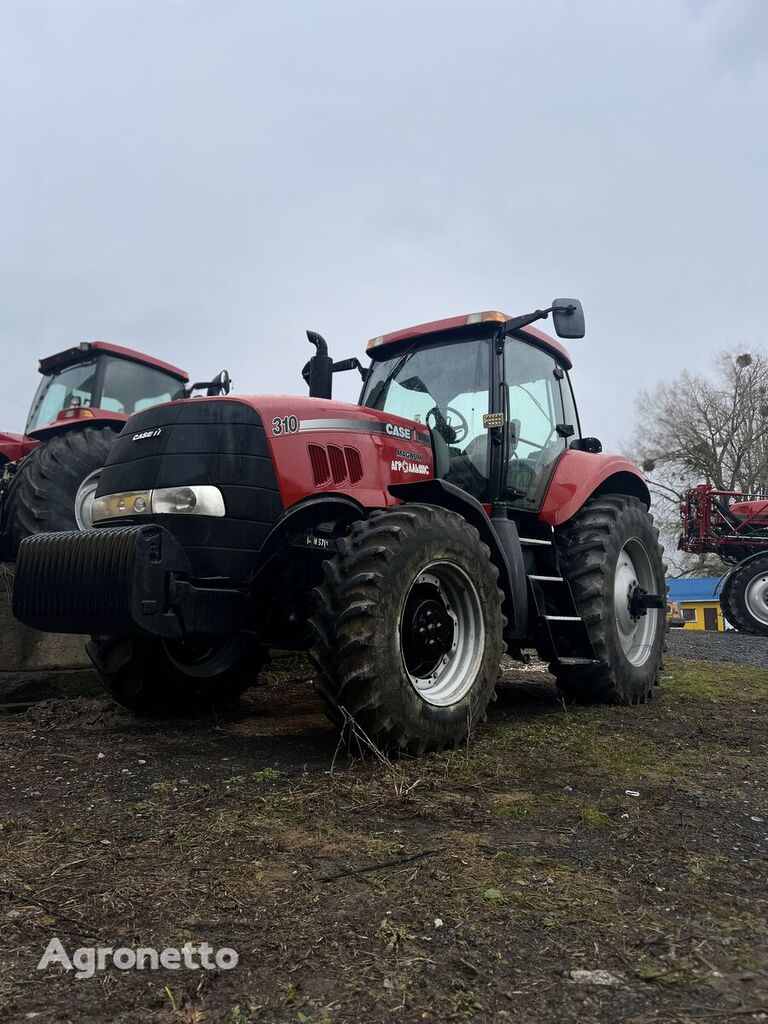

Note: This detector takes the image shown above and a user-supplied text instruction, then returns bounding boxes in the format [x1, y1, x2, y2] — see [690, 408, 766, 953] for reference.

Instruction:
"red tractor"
[0, 342, 229, 558]
[679, 483, 768, 634]
[13, 301, 667, 753]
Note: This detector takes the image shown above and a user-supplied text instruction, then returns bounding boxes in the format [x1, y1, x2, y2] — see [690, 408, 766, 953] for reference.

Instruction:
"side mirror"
[207, 370, 231, 396]
[552, 298, 585, 339]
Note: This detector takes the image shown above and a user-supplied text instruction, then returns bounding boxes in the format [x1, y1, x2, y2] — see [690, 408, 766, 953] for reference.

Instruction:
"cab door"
[502, 337, 578, 510]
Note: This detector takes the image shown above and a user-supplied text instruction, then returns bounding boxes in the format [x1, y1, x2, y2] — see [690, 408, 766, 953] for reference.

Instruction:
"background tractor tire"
[552, 495, 665, 704]
[86, 634, 267, 715]
[719, 555, 768, 635]
[4, 425, 118, 555]
[309, 505, 505, 755]
[718, 576, 740, 630]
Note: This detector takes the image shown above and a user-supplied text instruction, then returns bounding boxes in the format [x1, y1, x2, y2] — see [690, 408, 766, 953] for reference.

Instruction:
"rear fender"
[540, 451, 650, 526]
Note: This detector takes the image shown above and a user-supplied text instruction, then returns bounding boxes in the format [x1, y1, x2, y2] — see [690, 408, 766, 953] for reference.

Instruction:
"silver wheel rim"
[745, 573, 768, 626]
[400, 560, 485, 707]
[613, 538, 661, 667]
[162, 635, 245, 677]
[74, 469, 102, 530]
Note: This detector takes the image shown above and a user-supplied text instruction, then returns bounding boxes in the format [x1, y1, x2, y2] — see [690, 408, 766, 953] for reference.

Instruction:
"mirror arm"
[332, 357, 366, 380]
[503, 304, 575, 335]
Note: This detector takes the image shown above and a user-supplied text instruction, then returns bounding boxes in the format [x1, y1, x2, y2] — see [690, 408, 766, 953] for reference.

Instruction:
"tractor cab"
[25, 342, 188, 436]
[360, 307, 585, 507]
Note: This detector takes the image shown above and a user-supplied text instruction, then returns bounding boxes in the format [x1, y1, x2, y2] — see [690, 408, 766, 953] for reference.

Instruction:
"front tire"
[552, 495, 665, 704]
[5, 426, 118, 554]
[86, 634, 267, 714]
[309, 505, 505, 754]
[720, 555, 768, 635]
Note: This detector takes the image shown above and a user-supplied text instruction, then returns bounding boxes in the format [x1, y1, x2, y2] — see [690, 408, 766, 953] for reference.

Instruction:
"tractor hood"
[92, 395, 434, 575]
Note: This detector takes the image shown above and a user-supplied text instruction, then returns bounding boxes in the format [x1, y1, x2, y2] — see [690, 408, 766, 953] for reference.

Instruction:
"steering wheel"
[516, 424, 559, 453]
[426, 406, 469, 445]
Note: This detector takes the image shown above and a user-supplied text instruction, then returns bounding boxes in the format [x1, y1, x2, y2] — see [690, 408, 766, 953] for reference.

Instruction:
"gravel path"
[667, 628, 768, 667]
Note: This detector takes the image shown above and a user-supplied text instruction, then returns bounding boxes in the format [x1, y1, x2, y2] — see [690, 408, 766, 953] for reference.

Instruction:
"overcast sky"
[1, 0, 767, 447]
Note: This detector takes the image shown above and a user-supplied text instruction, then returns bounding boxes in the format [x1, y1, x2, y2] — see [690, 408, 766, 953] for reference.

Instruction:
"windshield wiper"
[367, 346, 419, 410]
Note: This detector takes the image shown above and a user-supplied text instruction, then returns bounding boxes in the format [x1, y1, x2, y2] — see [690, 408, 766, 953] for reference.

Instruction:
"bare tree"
[630, 348, 768, 575]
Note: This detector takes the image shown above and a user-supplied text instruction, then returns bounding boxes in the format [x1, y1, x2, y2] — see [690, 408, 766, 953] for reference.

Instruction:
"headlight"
[92, 485, 226, 523]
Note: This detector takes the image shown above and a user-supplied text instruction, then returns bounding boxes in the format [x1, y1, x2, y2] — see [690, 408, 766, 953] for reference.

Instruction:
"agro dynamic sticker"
[391, 458, 430, 476]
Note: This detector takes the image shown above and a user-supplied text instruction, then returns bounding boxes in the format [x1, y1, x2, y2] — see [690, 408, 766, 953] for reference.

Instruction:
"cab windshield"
[361, 336, 491, 497]
[99, 356, 185, 415]
[26, 360, 99, 433]
[25, 355, 185, 433]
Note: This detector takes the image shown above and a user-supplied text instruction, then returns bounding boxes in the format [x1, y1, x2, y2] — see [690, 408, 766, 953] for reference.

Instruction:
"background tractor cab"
[24, 342, 188, 437]
[0, 341, 229, 556]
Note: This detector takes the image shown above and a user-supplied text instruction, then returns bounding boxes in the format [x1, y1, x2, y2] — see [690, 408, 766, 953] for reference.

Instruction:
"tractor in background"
[679, 483, 768, 634]
[14, 300, 667, 754]
[0, 342, 230, 558]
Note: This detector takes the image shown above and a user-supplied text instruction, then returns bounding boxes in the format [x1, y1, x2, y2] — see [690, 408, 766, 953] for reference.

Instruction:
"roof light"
[56, 408, 95, 421]
[367, 310, 512, 351]
[466, 311, 509, 325]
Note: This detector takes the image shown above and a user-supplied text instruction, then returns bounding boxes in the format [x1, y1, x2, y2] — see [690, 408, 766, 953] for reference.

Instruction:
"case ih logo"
[132, 429, 163, 442]
[385, 423, 412, 441]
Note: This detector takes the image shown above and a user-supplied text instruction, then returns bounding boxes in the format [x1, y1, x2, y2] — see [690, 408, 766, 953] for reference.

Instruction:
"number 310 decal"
[272, 415, 299, 436]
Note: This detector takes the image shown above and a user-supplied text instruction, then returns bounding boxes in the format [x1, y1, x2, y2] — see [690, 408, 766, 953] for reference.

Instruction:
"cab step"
[526, 571, 597, 664]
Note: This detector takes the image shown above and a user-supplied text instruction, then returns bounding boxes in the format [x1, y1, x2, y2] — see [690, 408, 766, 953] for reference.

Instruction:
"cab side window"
[559, 373, 580, 440]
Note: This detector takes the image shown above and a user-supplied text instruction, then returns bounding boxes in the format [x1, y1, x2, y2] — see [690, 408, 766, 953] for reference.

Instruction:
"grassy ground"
[0, 655, 766, 1023]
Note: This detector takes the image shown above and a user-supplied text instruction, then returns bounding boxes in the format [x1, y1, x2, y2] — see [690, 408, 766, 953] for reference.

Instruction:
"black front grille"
[95, 398, 283, 577]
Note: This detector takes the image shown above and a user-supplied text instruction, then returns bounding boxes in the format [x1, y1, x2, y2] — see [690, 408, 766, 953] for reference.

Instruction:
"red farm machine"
[0, 341, 229, 558]
[679, 483, 768, 634]
[13, 300, 668, 754]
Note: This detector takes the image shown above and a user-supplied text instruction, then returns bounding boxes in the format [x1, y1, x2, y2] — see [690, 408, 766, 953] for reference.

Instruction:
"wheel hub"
[162, 635, 245, 677]
[400, 564, 484, 708]
[627, 581, 644, 621]
[745, 573, 768, 627]
[408, 597, 455, 666]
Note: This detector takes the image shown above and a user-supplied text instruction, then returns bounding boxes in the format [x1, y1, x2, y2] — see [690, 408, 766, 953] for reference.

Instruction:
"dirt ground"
[1, 654, 767, 1024]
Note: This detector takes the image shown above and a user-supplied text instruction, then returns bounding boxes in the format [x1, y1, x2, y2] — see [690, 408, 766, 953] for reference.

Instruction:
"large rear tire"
[86, 634, 267, 715]
[719, 555, 768, 635]
[308, 505, 505, 755]
[552, 495, 665, 704]
[4, 425, 118, 554]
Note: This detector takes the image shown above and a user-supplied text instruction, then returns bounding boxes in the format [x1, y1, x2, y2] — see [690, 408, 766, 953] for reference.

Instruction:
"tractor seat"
[730, 499, 768, 521]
